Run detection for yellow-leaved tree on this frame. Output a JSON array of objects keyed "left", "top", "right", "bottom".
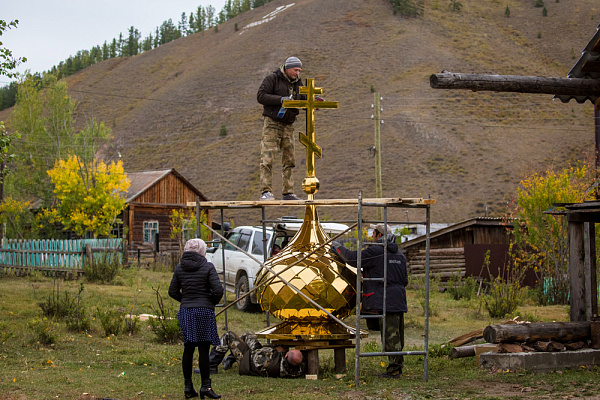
[
  {"left": 510, "top": 164, "right": 594, "bottom": 305},
  {"left": 47, "top": 155, "right": 129, "bottom": 238}
]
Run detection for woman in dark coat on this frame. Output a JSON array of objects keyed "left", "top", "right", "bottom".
[{"left": 169, "top": 239, "right": 223, "bottom": 399}]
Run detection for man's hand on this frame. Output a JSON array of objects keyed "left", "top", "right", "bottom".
[{"left": 331, "top": 241, "right": 342, "bottom": 253}]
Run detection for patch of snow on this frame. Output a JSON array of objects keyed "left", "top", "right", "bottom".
[{"left": 239, "top": 3, "right": 295, "bottom": 35}]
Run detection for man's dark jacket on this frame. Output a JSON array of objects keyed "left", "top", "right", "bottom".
[
  {"left": 337, "top": 238, "right": 408, "bottom": 313},
  {"left": 257, "top": 66, "right": 303, "bottom": 125},
  {"left": 168, "top": 251, "right": 223, "bottom": 310}
]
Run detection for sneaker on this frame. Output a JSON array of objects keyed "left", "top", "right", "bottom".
[
  {"left": 378, "top": 370, "right": 402, "bottom": 378},
  {"left": 260, "top": 191, "right": 275, "bottom": 200},
  {"left": 282, "top": 193, "right": 302, "bottom": 201}
]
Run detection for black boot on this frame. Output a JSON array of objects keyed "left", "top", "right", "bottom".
[
  {"left": 209, "top": 347, "right": 226, "bottom": 374},
  {"left": 184, "top": 378, "right": 198, "bottom": 399},
  {"left": 199, "top": 379, "right": 221, "bottom": 399},
  {"left": 222, "top": 353, "right": 237, "bottom": 370}
]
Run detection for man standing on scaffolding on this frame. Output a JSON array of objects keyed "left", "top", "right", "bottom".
[{"left": 333, "top": 223, "right": 408, "bottom": 378}]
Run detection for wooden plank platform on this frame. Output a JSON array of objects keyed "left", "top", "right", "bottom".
[{"left": 192, "top": 197, "right": 436, "bottom": 208}]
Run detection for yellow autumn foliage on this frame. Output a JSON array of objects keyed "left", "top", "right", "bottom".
[{"left": 47, "top": 156, "right": 129, "bottom": 238}]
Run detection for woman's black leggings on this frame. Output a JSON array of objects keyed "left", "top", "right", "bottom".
[{"left": 182, "top": 341, "right": 211, "bottom": 381}]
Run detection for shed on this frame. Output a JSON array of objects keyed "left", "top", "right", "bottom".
[
  {"left": 123, "top": 168, "right": 209, "bottom": 255},
  {"left": 398, "top": 217, "right": 533, "bottom": 284}
]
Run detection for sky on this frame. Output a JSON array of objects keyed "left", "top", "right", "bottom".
[{"left": 1, "top": 0, "right": 228, "bottom": 84}]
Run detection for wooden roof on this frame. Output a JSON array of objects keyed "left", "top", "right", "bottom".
[
  {"left": 124, "top": 168, "right": 207, "bottom": 203},
  {"left": 398, "top": 217, "right": 513, "bottom": 249},
  {"left": 556, "top": 23, "right": 600, "bottom": 104}
]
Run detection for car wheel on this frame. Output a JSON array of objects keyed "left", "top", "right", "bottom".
[{"left": 235, "top": 275, "right": 257, "bottom": 312}]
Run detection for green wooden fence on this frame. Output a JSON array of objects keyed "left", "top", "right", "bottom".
[{"left": 0, "top": 238, "right": 124, "bottom": 274}]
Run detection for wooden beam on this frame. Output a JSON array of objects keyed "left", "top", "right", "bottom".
[
  {"left": 196, "top": 197, "right": 436, "bottom": 209},
  {"left": 430, "top": 71, "right": 600, "bottom": 97}
]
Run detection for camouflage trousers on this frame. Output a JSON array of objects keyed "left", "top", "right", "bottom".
[
  {"left": 260, "top": 117, "right": 296, "bottom": 195},
  {"left": 215, "top": 331, "right": 283, "bottom": 375},
  {"left": 215, "top": 331, "right": 262, "bottom": 362},
  {"left": 380, "top": 312, "right": 405, "bottom": 374}
]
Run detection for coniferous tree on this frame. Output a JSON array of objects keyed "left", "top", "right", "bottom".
[
  {"left": 179, "top": 12, "right": 189, "bottom": 36},
  {"left": 196, "top": 7, "right": 206, "bottom": 31},
  {"left": 206, "top": 6, "right": 215, "bottom": 27},
  {"left": 142, "top": 34, "right": 153, "bottom": 52},
  {"left": 109, "top": 38, "right": 117, "bottom": 58},
  {"left": 102, "top": 41, "right": 109, "bottom": 60}
]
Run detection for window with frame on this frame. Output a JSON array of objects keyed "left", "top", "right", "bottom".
[{"left": 144, "top": 221, "right": 159, "bottom": 243}]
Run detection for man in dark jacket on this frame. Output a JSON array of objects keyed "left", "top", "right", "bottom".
[
  {"left": 209, "top": 331, "right": 304, "bottom": 378},
  {"left": 333, "top": 223, "right": 408, "bottom": 378},
  {"left": 256, "top": 56, "right": 304, "bottom": 201}
]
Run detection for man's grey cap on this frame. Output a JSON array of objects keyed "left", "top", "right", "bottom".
[
  {"left": 284, "top": 56, "right": 302, "bottom": 69},
  {"left": 370, "top": 223, "right": 393, "bottom": 235}
]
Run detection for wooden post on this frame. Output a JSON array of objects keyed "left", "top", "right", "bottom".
[
  {"left": 373, "top": 93, "right": 382, "bottom": 220},
  {"left": 595, "top": 100, "right": 600, "bottom": 199},
  {"left": 591, "top": 321, "right": 600, "bottom": 349},
  {"left": 569, "top": 221, "right": 587, "bottom": 321},
  {"left": 122, "top": 237, "right": 128, "bottom": 267},
  {"left": 585, "top": 222, "right": 598, "bottom": 320},
  {"left": 334, "top": 348, "right": 346, "bottom": 374},
  {"left": 85, "top": 243, "right": 93, "bottom": 266},
  {"left": 306, "top": 349, "right": 319, "bottom": 376},
  {"left": 127, "top": 205, "right": 135, "bottom": 250}
]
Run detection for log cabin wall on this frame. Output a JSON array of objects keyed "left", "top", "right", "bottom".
[{"left": 400, "top": 218, "right": 514, "bottom": 282}]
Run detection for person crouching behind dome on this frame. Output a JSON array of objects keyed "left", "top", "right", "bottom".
[{"left": 169, "top": 238, "right": 223, "bottom": 399}]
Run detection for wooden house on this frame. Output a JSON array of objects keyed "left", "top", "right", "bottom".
[
  {"left": 398, "top": 217, "right": 536, "bottom": 285},
  {"left": 122, "top": 168, "right": 209, "bottom": 255}
]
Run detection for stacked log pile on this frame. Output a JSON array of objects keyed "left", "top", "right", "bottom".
[
  {"left": 482, "top": 321, "right": 599, "bottom": 353},
  {"left": 451, "top": 320, "right": 600, "bottom": 358},
  {"left": 407, "top": 248, "right": 465, "bottom": 280}
]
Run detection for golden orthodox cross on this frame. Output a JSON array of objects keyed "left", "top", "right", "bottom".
[{"left": 282, "top": 78, "right": 338, "bottom": 198}]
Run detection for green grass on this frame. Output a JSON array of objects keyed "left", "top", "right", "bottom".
[{"left": 1, "top": 269, "right": 599, "bottom": 399}]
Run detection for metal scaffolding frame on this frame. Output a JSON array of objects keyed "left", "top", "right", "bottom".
[{"left": 194, "top": 193, "right": 432, "bottom": 385}]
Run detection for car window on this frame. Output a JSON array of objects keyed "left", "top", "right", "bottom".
[
  {"left": 224, "top": 232, "right": 241, "bottom": 251},
  {"left": 237, "top": 231, "right": 252, "bottom": 252},
  {"left": 251, "top": 231, "right": 272, "bottom": 255}
]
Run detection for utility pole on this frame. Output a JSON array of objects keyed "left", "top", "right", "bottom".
[{"left": 372, "top": 93, "right": 383, "bottom": 220}]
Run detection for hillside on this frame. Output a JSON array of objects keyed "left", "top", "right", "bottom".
[{"left": 3, "top": 0, "right": 599, "bottom": 225}]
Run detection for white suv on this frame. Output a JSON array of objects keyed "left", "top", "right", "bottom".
[{"left": 205, "top": 217, "right": 348, "bottom": 312}]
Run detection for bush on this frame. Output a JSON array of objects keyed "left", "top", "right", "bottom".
[
  {"left": 39, "top": 280, "right": 86, "bottom": 319},
  {"left": 83, "top": 254, "right": 121, "bottom": 283},
  {"left": 148, "top": 287, "right": 181, "bottom": 343},
  {"left": 96, "top": 306, "right": 125, "bottom": 336},
  {"left": 481, "top": 248, "right": 526, "bottom": 318},
  {"left": 27, "top": 317, "right": 58, "bottom": 345},
  {"left": 429, "top": 343, "right": 454, "bottom": 358},
  {"left": 447, "top": 275, "right": 478, "bottom": 301}
]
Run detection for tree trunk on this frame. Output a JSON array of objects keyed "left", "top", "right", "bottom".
[{"left": 483, "top": 322, "right": 591, "bottom": 343}]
